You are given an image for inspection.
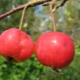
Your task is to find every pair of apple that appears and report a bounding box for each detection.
[0,28,75,69]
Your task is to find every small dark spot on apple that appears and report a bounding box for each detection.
[56,51,59,54]
[63,43,67,47]
[66,59,70,64]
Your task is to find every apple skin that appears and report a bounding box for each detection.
[0,28,34,62]
[35,32,75,68]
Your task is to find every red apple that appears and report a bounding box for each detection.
[0,28,34,62]
[35,32,75,68]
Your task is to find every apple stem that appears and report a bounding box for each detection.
[19,4,28,30]
[6,56,14,61]
[51,67,63,74]
[50,5,56,32]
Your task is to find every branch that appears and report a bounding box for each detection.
[0,0,51,20]
[0,0,69,20]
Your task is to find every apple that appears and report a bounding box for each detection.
[0,28,34,62]
[35,32,75,68]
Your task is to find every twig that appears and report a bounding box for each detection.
[19,4,29,30]
[19,2,31,30]
[43,0,69,9]
[50,5,56,31]
[57,0,69,8]
[0,0,51,20]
